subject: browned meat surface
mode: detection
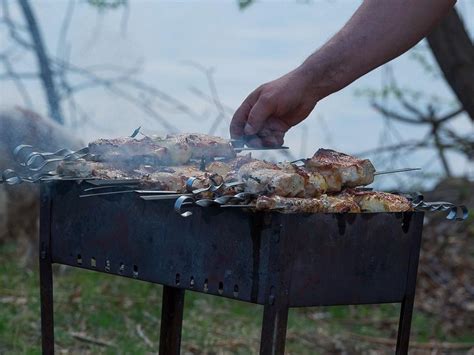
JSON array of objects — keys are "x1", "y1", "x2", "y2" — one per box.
[
  {"x1": 90, "y1": 133, "x2": 236, "y2": 166},
  {"x1": 226, "y1": 153, "x2": 254, "y2": 170},
  {"x1": 158, "y1": 133, "x2": 236, "y2": 160},
  {"x1": 255, "y1": 194, "x2": 360, "y2": 213},
  {"x1": 256, "y1": 195, "x2": 326, "y2": 212},
  {"x1": 238, "y1": 161, "x2": 304, "y2": 196},
  {"x1": 278, "y1": 162, "x2": 328, "y2": 197},
  {"x1": 137, "y1": 165, "x2": 223, "y2": 194},
  {"x1": 342, "y1": 189, "x2": 413, "y2": 212},
  {"x1": 237, "y1": 160, "x2": 278, "y2": 178},
  {"x1": 305, "y1": 149, "x2": 376, "y2": 191},
  {"x1": 89, "y1": 137, "x2": 170, "y2": 165},
  {"x1": 206, "y1": 161, "x2": 232, "y2": 177},
  {"x1": 58, "y1": 160, "x2": 135, "y2": 180}
]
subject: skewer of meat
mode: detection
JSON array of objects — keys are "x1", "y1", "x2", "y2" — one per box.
[
  {"x1": 255, "y1": 194, "x2": 361, "y2": 213},
  {"x1": 340, "y1": 189, "x2": 413, "y2": 212},
  {"x1": 304, "y1": 148, "x2": 376, "y2": 192}
]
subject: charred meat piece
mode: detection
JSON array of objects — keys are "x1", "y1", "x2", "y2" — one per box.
[
  {"x1": 255, "y1": 194, "x2": 360, "y2": 213},
  {"x1": 157, "y1": 133, "x2": 236, "y2": 160},
  {"x1": 305, "y1": 149, "x2": 376, "y2": 191},
  {"x1": 343, "y1": 189, "x2": 413, "y2": 212}
]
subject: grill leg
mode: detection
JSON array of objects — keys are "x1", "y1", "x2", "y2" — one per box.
[
  {"x1": 396, "y1": 295, "x2": 415, "y2": 354},
  {"x1": 159, "y1": 286, "x2": 185, "y2": 355},
  {"x1": 40, "y1": 252, "x2": 54, "y2": 354},
  {"x1": 259, "y1": 302, "x2": 289, "y2": 355},
  {"x1": 40, "y1": 186, "x2": 54, "y2": 355},
  {"x1": 396, "y1": 224, "x2": 422, "y2": 355}
]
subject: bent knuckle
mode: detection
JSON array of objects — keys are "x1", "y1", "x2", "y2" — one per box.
[{"x1": 259, "y1": 93, "x2": 275, "y2": 106}]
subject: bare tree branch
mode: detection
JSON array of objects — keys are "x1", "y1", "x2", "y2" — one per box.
[
  {"x1": 1, "y1": 1, "x2": 33, "y2": 49},
  {"x1": 371, "y1": 102, "x2": 428, "y2": 125},
  {"x1": 56, "y1": 0, "x2": 75, "y2": 60},
  {"x1": 182, "y1": 61, "x2": 227, "y2": 135},
  {"x1": 18, "y1": 0, "x2": 64, "y2": 124}
]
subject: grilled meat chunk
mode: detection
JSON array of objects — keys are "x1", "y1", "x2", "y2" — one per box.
[
  {"x1": 137, "y1": 165, "x2": 223, "y2": 194},
  {"x1": 238, "y1": 161, "x2": 327, "y2": 197},
  {"x1": 89, "y1": 137, "x2": 170, "y2": 165},
  {"x1": 237, "y1": 160, "x2": 278, "y2": 178},
  {"x1": 238, "y1": 161, "x2": 304, "y2": 197},
  {"x1": 58, "y1": 160, "x2": 134, "y2": 180},
  {"x1": 206, "y1": 161, "x2": 232, "y2": 177},
  {"x1": 325, "y1": 195, "x2": 361, "y2": 213},
  {"x1": 343, "y1": 189, "x2": 413, "y2": 212},
  {"x1": 157, "y1": 133, "x2": 236, "y2": 160},
  {"x1": 255, "y1": 194, "x2": 360, "y2": 213},
  {"x1": 89, "y1": 133, "x2": 236, "y2": 166},
  {"x1": 305, "y1": 149, "x2": 376, "y2": 191},
  {"x1": 150, "y1": 136, "x2": 193, "y2": 165},
  {"x1": 278, "y1": 162, "x2": 328, "y2": 197},
  {"x1": 256, "y1": 195, "x2": 326, "y2": 212}
]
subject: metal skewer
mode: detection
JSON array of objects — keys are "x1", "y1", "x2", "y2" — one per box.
[
  {"x1": 374, "y1": 168, "x2": 421, "y2": 176},
  {"x1": 234, "y1": 146, "x2": 289, "y2": 151}
]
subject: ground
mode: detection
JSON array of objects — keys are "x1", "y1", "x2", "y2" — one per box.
[{"x1": 1, "y1": 241, "x2": 473, "y2": 354}]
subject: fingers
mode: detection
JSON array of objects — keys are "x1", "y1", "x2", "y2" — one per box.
[
  {"x1": 244, "y1": 94, "x2": 275, "y2": 135},
  {"x1": 230, "y1": 89, "x2": 261, "y2": 139},
  {"x1": 245, "y1": 127, "x2": 285, "y2": 148}
]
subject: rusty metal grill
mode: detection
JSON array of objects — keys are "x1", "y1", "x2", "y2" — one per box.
[{"x1": 39, "y1": 180, "x2": 424, "y2": 354}]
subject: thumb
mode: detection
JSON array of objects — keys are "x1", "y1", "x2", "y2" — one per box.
[{"x1": 244, "y1": 95, "x2": 275, "y2": 135}]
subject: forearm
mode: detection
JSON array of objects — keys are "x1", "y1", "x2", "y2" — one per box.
[{"x1": 301, "y1": 0, "x2": 456, "y2": 99}]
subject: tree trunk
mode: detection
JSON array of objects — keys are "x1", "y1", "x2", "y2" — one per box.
[
  {"x1": 18, "y1": 0, "x2": 64, "y2": 124},
  {"x1": 427, "y1": 8, "x2": 474, "y2": 122}
]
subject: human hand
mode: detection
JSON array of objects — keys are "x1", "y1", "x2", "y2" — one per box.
[{"x1": 230, "y1": 67, "x2": 320, "y2": 147}]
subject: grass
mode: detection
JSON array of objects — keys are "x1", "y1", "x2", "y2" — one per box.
[{"x1": 1, "y1": 241, "x2": 473, "y2": 354}]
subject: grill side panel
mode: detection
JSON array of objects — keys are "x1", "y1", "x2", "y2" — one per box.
[
  {"x1": 282, "y1": 212, "x2": 424, "y2": 307},
  {"x1": 49, "y1": 182, "x2": 271, "y2": 304}
]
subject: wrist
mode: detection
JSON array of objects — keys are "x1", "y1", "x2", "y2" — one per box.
[{"x1": 296, "y1": 47, "x2": 350, "y2": 101}]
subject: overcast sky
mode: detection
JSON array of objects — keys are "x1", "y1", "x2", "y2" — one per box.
[{"x1": 0, "y1": 0, "x2": 472, "y2": 189}]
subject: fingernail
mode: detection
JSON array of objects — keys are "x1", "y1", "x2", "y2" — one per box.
[{"x1": 244, "y1": 123, "x2": 255, "y2": 135}]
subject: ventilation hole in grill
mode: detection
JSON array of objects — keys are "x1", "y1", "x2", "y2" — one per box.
[
  {"x1": 203, "y1": 279, "x2": 209, "y2": 292},
  {"x1": 90, "y1": 257, "x2": 96, "y2": 268},
  {"x1": 218, "y1": 281, "x2": 224, "y2": 295},
  {"x1": 190, "y1": 276, "x2": 195, "y2": 288},
  {"x1": 175, "y1": 273, "x2": 180, "y2": 286},
  {"x1": 105, "y1": 260, "x2": 111, "y2": 272},
  {"x1": 133, "y1": 265, "x2": 139, "y2": 278},
  {"x1": 119, "y1": 262, "x2": 125, "y2": 275},
  {"x1": 76, "y1": 254, "x2": 82, "y2": 265},
  {"x1": 233, "y1": 285, "x2": 239, "y2": 297}
]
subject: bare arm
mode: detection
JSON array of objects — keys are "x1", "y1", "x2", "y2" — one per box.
[{"x1": 230, "y1": 0, "x2": 456, "y2": 147}]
